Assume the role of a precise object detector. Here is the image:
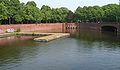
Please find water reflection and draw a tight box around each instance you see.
[71,30,119,43]
[0,36,43,70]
[71,30,120,52]
[0,30,120,70]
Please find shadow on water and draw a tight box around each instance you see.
[70,30,120,48]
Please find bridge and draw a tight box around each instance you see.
[65,22,120,34]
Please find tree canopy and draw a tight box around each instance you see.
[74,4,120,22]
[0,0,120,24]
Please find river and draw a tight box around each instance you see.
[0,31,120,70]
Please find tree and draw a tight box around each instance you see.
[86,6,104,22]
[51,7,69,23]
[59,7,69,22]
[0,0,120,24]
[65,10,74,22]
[0,0,9,6]
[41,5,52,23]
[102,4,119,22]
[23,1,42,24]
[0,3,8,24]
[114,5,120,22]
[74,6,89,22]
[8,0,22,24]
[26,1,36,7]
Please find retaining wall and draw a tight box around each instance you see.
[0,23,67,33]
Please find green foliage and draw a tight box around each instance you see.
[23,2,42,23]
[0,0,120,24]
[41,5,52,23]
[26,1,36,7]
[102,4,120,22]
[66,10,74,22]
[0,3,8,20]
[74,4,120,22]
[50,7,69,23]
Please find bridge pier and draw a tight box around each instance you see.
[64,22,120,35]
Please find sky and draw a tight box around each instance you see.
[19,0,119,12]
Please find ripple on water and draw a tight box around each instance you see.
[0,32,120,70]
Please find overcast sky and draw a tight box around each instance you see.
[19,0,119,11]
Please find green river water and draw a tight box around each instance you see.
[0,31,120,70]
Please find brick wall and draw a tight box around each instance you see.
[0,23,67,33]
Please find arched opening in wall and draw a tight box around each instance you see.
[101,26,117,33]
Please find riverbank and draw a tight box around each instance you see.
[0,32,70,42]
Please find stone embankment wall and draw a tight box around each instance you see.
[0,23,68,33]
